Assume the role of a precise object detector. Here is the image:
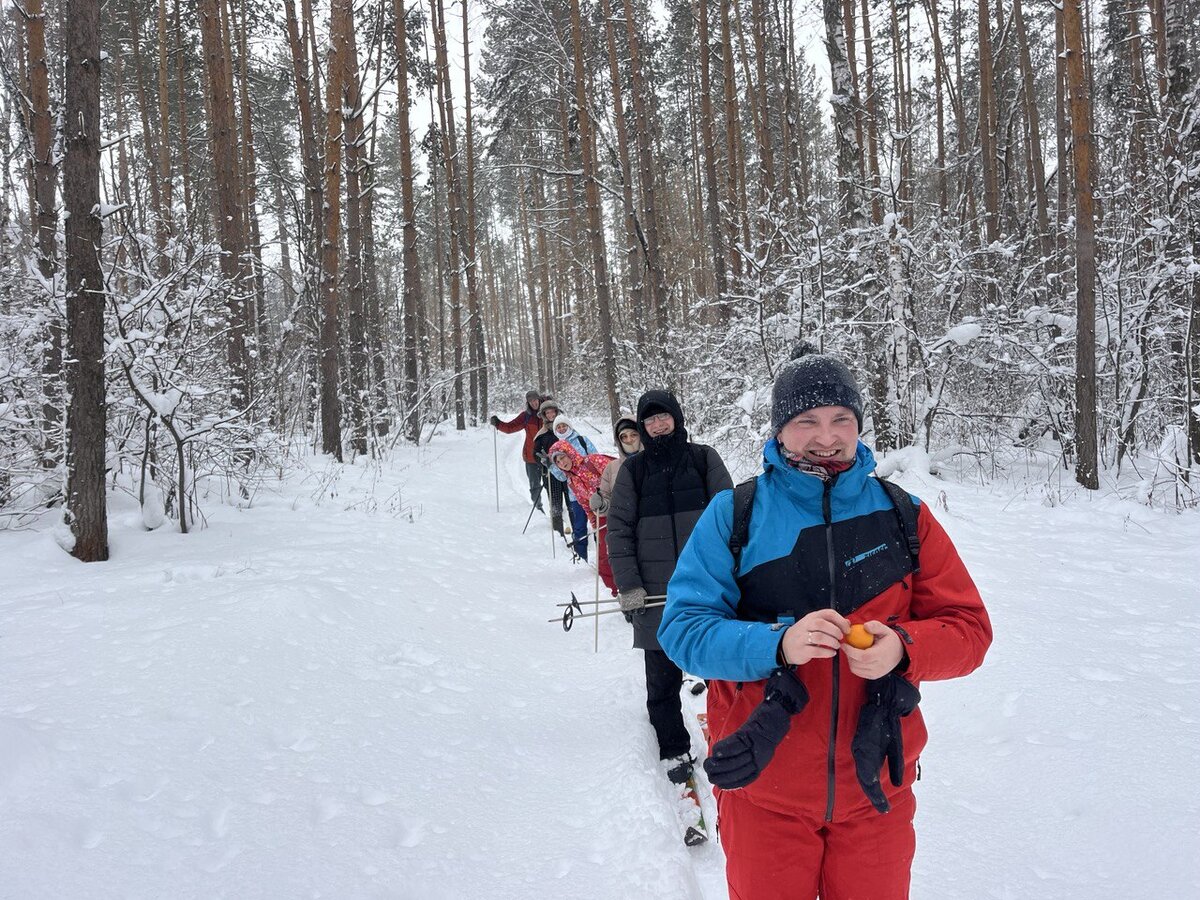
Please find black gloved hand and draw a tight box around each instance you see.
[851,673,921,814]
[703,668,809,790]
[489,414,500,427]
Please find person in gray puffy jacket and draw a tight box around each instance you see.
[607,390,732,782]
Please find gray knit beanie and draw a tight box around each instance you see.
[770,344,864,432]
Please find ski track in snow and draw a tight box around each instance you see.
[0,425,1197,899]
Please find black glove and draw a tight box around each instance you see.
[851,673,921,814]
[489,415,500,427]
[703,668,809,790]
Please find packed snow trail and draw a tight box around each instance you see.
[1,423,1197,898]
[0,427,726,899]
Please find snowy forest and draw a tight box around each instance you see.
[0,0,1198,554]
[2,1,1200,896]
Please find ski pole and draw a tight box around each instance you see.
[544,469,556,559]
[555,593,665,607]
[593,545,600,654]
[551,601,666,632]
[493,426,499,512]
[521,498,540,535]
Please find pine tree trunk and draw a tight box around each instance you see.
[62,0,109,561]
[234,0,267,360]
[858,0,883,227]
[1012,0,1050,257]
[461,0,487,422]
[568,0,620,420]
[343,6,368,455]
[516,168,547,388]
[557,73,592,330]
[432,0,469,430]
[532,172,557,394]
[620,0,670,334]
[823,0,861,227]
[719,0,744,278]
[394,0,423,441]
[600,0,649,325]
[1063,0,1099,488]
[175,0,194,222]
[129,1,166,247]
[156,0,174,234]
[27,0,61,465]
[318,0,346,458]
[750,0,778,261]
[978,0,1001,244]
[696,0,729,307]
[1054,7,1070,271]
[198,0,253,412]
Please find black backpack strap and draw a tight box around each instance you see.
[876,477,921,574]
[729,478,758,575]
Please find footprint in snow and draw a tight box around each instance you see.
[314,797,343,823]
[209,801,233,838]
[397,819,426,848]
[74,820,104,849]
[271,728,317,752]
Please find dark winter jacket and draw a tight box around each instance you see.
[607,391,733,650]
[659,438,992,821]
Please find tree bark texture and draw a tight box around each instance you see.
[63,0,109,561]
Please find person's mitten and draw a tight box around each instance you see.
[618,587,647,611]
[489,414,500,426]
[588,491,610,516]
[703,668,809,790]
[851,673,921,814]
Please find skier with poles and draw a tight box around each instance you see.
[658,346,992,899]
[490,390,545,513]
[607,390,732,785]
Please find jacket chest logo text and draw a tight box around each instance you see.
[844,543,888,569]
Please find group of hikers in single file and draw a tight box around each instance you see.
[492,345,992,899]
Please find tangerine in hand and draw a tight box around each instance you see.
[844,624,875,649]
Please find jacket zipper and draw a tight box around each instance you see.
[666,465,680,559]
[823,479,839,823]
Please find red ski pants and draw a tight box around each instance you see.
[717,787,916,900]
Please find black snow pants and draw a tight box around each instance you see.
[643,648,692,760]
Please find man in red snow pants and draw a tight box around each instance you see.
[659,346,992,900]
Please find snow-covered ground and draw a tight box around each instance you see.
[1,423,1198,899]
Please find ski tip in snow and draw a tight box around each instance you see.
[677,775,710,847]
